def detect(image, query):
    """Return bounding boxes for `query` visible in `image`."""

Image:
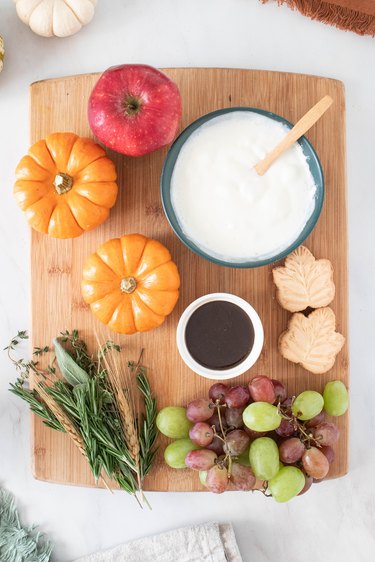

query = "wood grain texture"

[29,68,348,491]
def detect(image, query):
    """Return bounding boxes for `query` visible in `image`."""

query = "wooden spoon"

[254,95,333,176]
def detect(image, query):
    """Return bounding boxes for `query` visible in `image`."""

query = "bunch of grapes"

[156,377,348,502]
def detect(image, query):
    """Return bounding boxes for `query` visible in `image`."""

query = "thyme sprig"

[7,332,63,432]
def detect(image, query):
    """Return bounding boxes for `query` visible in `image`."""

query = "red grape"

[226,386,250,408]
[224,430,250,455]
[207,436,225,456]
[312,422,340,447]
[281,397,293,416]
[279,437,305,464]
[208,383,228,405]
[320,445,335,464]
[248,376,276,404]
[302,447,330,479]
[185,449,217,471]
[206,465,228,494]
[225,407,245,429]
[207,411,228,433]
[271,379,287,403]
[187,399,212,422]
[189,422,214,447]
[230,463,256,491]
[298,474,313,495]
[305,411,325,428]
[244,427,267,439]
[275,418,296,438]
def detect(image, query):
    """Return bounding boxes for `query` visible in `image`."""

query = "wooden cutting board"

[29,68,348,491]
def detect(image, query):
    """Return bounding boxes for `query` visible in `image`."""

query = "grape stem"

[277,400,322,449]
[259,490,272,497]
[212,399,234,479]
[215,401,227,436]
[211,428,226,443]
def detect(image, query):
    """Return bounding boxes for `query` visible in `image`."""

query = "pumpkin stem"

[54,173,73,194]
[120,276,137,294]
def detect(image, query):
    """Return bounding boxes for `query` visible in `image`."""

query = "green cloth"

[0,488,53,562]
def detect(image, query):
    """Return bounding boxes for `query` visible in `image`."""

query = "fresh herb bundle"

[6,330,157,508]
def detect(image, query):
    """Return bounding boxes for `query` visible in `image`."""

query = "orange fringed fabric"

[262,0,375,35]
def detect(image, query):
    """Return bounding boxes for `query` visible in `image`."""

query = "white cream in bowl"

[170,111,317,262]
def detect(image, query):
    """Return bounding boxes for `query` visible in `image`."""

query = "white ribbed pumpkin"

[13,0,97,38]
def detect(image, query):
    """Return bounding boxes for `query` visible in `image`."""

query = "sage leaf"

[53,338,89,386]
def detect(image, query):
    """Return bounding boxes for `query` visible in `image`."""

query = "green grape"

[323,380,349,417]
[249,437,279,480]
[237,446,251,467]
[164,439,199,469]
[243,402,281,432]
[292,391,324,421]
[156,406,192,438]
[268,466,305,503]
[199,470,208,487]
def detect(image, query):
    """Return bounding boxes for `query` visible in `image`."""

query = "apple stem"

[123,95,142,116]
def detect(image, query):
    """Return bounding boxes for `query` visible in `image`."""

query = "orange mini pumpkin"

[82,234,181,334]
[14,132,118,238]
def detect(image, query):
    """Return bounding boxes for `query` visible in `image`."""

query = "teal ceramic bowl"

[160,107,324,268]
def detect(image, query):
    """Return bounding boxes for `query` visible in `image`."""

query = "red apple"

[88,64,182,157]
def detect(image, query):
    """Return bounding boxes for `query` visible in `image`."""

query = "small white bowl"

[176,292,264,380]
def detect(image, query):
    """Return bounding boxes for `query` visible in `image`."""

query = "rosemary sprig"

[9,382,64,432]
[136,366,158,479]
[6,331,158,507]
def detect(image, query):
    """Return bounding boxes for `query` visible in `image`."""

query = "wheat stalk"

[96,339,150,504]
[33,375,86,455]
[34,374,113,492]
[99,348,141,468]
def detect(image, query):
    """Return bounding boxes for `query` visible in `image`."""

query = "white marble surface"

[1,1,375,561]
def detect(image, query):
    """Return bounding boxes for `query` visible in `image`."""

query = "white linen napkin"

[74,522,242,562]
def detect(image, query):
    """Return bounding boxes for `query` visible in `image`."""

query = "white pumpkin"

[13,0,97,38]
[0,36,4,73]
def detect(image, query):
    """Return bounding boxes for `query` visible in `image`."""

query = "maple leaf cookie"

[273,246,335,312]
[279,307,345,374]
